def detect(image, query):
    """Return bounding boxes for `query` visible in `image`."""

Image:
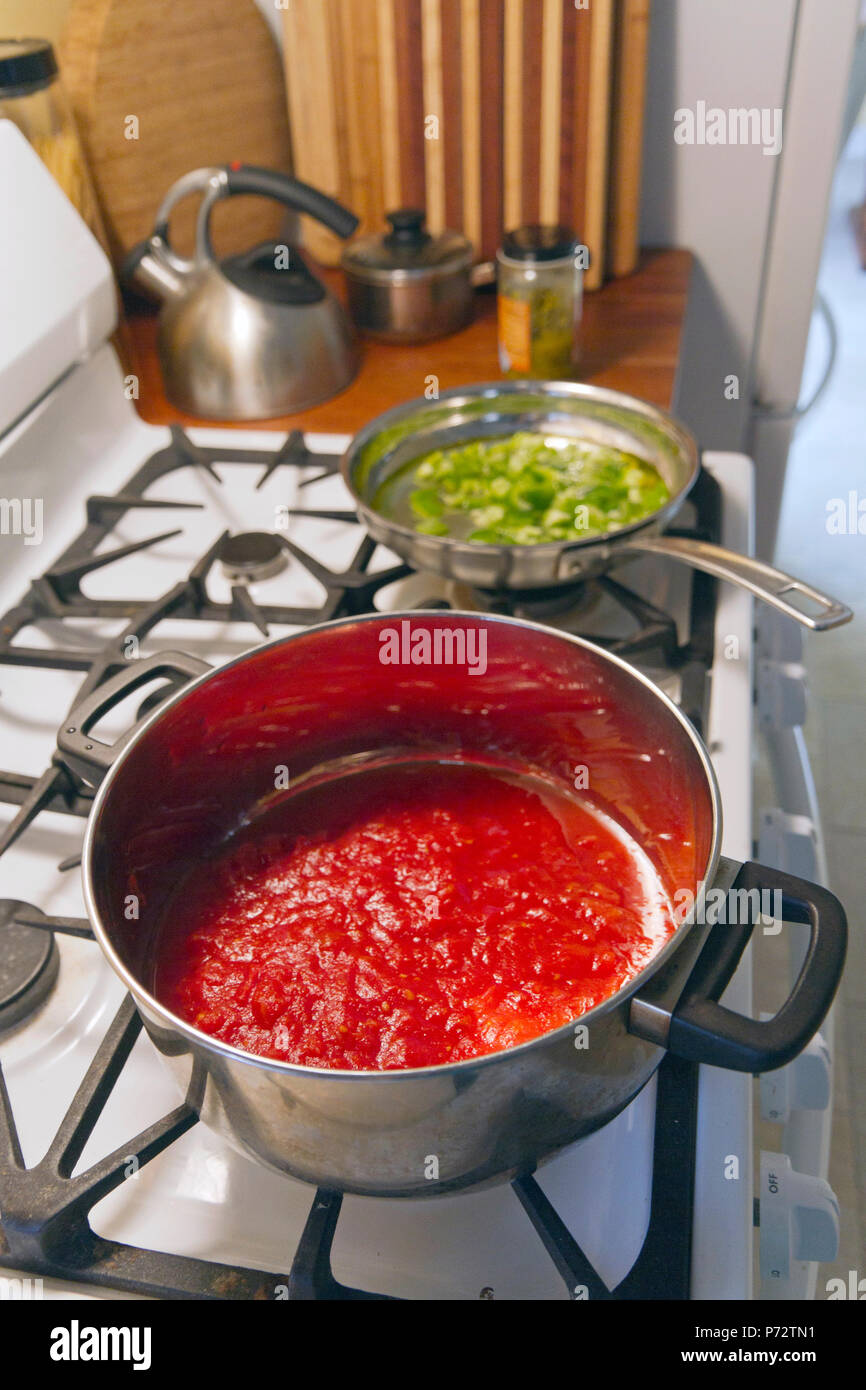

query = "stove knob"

[756,610,804,664]
[760,1030,830,1123]
[756,659,807,731]
[757,808,818,882]
[759,1151,839,1283]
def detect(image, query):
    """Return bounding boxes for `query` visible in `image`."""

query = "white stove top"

[0,343,756,1300]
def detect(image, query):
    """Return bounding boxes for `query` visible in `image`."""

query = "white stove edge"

[690,451,755,1301]
[0,123,116,441]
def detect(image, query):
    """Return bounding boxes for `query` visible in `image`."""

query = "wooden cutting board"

[607,0,651,278]
[281,0,621,289]
[59,0,293,268]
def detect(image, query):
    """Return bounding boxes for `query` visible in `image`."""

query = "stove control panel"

[759,1150,839,1286]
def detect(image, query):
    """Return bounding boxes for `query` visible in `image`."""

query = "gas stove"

[0,338,758,1300]
[0,122,839,1302]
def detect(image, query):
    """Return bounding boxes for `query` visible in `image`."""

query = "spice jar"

[0,39,105,244]
[496,225,583,378]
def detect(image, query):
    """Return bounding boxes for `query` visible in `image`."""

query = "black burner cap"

[218,531,288,582]
[0,900,60,1031]
[471,579,600,620]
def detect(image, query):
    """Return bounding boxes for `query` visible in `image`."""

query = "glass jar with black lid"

[496,225,583,378]
[0,39,104,243]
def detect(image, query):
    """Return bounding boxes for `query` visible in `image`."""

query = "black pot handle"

[643,860,846,1073]
[57,652,212,787]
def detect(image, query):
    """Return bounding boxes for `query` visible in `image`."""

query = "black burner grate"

[0,428,721,1300]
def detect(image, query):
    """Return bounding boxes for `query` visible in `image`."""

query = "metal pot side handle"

[470,260,497,289]
[630,860,847,1073]
[57,652,212,787]
[625,535,852,631]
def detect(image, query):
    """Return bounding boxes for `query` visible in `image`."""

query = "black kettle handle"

[222,165,359,240]
[147,165,359,278]
[630,860,846,1073]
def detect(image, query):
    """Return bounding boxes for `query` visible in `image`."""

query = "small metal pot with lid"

[341,208,489,343]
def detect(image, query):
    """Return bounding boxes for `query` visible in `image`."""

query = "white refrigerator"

[640,0,864,559]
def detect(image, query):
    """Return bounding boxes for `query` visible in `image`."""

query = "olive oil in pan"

[373,432,670,546]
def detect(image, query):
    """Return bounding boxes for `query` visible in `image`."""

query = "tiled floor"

[771,122,866,1290]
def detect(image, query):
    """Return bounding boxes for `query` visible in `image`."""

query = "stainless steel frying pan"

[341,381,851,630]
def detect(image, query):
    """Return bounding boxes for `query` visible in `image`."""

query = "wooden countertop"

[123,248,691,432]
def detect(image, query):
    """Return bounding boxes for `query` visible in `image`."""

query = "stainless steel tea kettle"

[124,164,361,419]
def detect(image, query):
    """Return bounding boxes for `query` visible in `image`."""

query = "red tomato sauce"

[153,762,675,1070]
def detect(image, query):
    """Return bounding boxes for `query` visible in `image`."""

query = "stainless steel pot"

[341,209,493,342]
[341,381,852,630]
[57,614,846,1197]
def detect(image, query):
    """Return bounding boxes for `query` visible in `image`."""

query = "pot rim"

[339,378,700,560]
[342,257,474,286]
[80,610,723,1083]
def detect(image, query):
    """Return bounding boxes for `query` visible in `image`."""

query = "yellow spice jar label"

[497,294,532,374]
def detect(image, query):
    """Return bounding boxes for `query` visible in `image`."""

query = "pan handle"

[623,535,852,631]
[629,860,846,1072]
[57,652,212,787]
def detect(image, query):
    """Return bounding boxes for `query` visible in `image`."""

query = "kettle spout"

[123,238,188,304]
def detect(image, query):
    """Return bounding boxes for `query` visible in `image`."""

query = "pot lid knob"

[384,208,432,250]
